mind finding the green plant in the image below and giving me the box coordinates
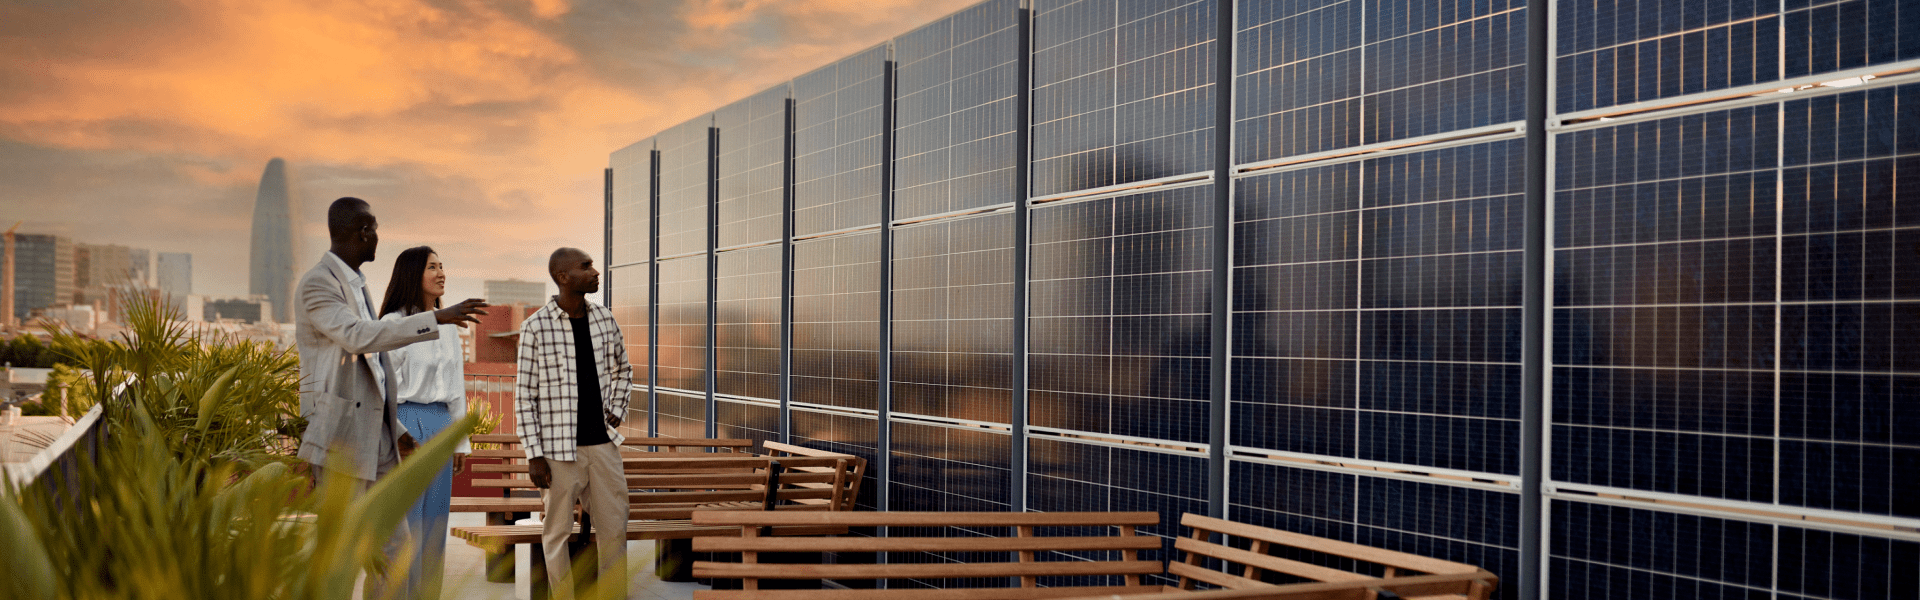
[46,293,302,469]
[0,405,480,600]
[467,394,504,450]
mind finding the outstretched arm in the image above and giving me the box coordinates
[301,274,438,355]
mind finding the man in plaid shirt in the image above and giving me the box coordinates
[514,247,632,600]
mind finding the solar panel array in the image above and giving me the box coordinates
[603,0,1920,597]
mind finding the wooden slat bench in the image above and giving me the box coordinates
[1168,514,1495,600]
[451,452,865,596]
[687,512,1498,600]
[1064,573,1502,600]
[690,511,1168,599]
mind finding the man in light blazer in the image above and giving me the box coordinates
[296,197,488,597]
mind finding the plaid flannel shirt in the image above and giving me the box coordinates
[514,298,632,461]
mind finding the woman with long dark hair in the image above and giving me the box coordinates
[379,245,469,599]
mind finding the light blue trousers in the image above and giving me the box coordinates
[395,402,456,600]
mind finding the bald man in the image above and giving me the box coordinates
[512,247,632,600]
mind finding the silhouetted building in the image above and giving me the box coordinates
[203,294,271,324]
[74,243,144,305]
[483,279,546,307]
[11,234,72,322]
[249,158,296,324]
[157,252,191,304]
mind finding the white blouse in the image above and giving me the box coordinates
[381,313,471,454]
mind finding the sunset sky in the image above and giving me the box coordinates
[0,0,980,305]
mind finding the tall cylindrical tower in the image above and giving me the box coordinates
[249,158,296,324]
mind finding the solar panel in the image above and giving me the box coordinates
[892,212,1016,424]
[791,232,882,411]
[1556,0,1920,115]
[1235,0,1525,165]
[714,244,781,402]
[715,398,780,447]
[655,254,707,394]
[1030,0,1218,197]
[716,85,789,248]
[794,45,888,236]
[893,0,1023,220]
[1552,75,1920,595]
[609,138,654,267]
[657,116,712,258]
[609,262,651,391]
[889,420,1013,512]
[1232,139,1526,475]
[1029,184,1215,445]
[655,390,707,440]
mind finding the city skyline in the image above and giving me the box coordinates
[0,0,985,306]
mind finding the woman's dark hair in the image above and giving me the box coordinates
[380,246,442,317]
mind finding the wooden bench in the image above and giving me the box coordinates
[450,453,865,595]
[687,512,1497,600]
[690,511,1168,599]
[1167,514,1494,600]
[454,435,762,581]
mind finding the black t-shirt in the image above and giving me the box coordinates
[571,316,611,446]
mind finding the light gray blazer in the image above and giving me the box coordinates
[294,252,441,481]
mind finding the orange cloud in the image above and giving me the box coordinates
[0,0,986,297]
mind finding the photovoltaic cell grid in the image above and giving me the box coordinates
[1232,139,1526,476]
[1554,85,1920,515]
[1235,0,1526,165]
[1555,0,1920,115]
[791,409,882,510]
[892,0,1023,220]
[1548,499,1920,600]
[715,398,780,448]
[714,245,781,401]
[716,85,788,248]
[793,46,888,237]
[610,138,653,267]
[1552,83,1920,597]
[1030,0,1218,197]
[791,232,882,411]
[892,212,1016,424]
[609,264,651,391]
[622,389,650,439]
[658,116,713,258]
[890,421,1013,512]
[1029,185,1214,445]
[1228,461,1521,591]
[655,390,708,440]
[655,255,707,394]
[1027,437,1205,588]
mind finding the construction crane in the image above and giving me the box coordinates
[3,221,18,329]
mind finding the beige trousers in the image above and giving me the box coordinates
[540,442,629,600]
